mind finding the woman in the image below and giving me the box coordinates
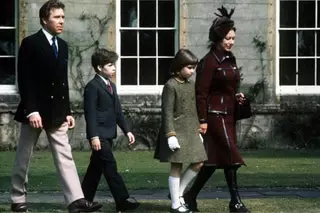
[183,6,250,213]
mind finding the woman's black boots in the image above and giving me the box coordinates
[183,166,216,212]
[224,167,250,213]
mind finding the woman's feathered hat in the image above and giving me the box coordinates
[209,6,235,43]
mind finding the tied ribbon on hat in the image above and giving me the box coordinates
[209,6,235,42]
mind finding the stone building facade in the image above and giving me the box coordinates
[1,0,319,150]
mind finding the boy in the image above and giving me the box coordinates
[81,48,140,212]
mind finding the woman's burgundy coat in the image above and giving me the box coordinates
[195,47,245,167]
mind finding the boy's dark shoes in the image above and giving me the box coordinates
[116,197,140,212]
[11,203,28,212]
[68,198,102,213]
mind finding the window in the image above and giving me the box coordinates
[0,0,18,94]
[116,0,178,94]
[276,0,320,95]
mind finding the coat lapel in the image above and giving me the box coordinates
[36,30,57,61]
[94,75,113,96]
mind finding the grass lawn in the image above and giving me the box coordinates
[0,149,319,191]
[0,198,319,212]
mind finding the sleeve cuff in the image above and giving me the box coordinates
[166,131,176,138]
[90,136,99,141]
[26,112,39,118]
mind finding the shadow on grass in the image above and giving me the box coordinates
[0,203,65,212]
[0,202,169,213]
[0,172,320,193]
[241,149,320,158]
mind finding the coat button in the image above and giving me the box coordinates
[62,96,64,99]
[51,96,54,99]
[62,83,65,86]
[52,82,54,86]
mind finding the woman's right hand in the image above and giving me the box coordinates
[199,123,208,134]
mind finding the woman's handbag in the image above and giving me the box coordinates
[235,98,252,121]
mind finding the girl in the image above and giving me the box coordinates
[154,49,207,213]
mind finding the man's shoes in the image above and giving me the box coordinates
[11,203,28,212]
[116,197,140,212]
[68,198,102,213]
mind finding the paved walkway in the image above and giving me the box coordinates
[0,188,319,203]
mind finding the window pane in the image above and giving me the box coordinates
[0,0,14,26]
[317,31,320,56]
[121,0,137,27]
[280,0,296,28]
[0,58,15,84]
[140,0,156,27]
[0,29,15,56]
[140,58,156,85]
[158,58,173,85]
[280,59,296,85]
[121,30,137,56]
[121,58,137,85]
[139,30,156,56]
[318,1,320,28]
[298,30,315,56]
[317,59,320,85]
[158,30,175,56]
[299,0,315,28]
[279,30,296,56]
[298,59,315,85]
[159,0,174,27]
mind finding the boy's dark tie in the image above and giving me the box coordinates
[107,80,113,94]
[52,36,58,58]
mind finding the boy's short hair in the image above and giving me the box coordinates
[91,48,119,73]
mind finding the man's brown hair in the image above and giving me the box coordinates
[39,0,65,26]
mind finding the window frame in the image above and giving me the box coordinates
[115,0,179,95]
[276,0,320,95]
[0,0,18,94]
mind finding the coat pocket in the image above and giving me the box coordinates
[96,111,108,124]
[173,114,184,121]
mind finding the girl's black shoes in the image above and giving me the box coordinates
[229,202,250,213]
[170,205,193,213]
[183,192,199,212]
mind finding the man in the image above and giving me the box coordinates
[11,1,102,212]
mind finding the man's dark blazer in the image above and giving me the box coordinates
[14,30,71,128]
[84,75,129,140]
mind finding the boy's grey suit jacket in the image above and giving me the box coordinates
[84,74,130,141]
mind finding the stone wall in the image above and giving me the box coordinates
[2,95,320,151]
